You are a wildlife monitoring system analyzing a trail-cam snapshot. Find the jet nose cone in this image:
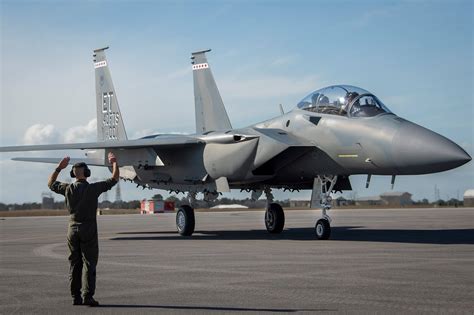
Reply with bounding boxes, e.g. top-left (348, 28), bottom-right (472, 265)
top-left (393, 121), bottom-right (471, 174)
